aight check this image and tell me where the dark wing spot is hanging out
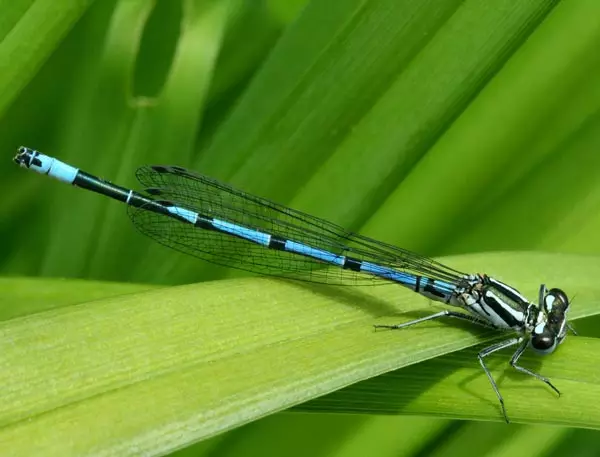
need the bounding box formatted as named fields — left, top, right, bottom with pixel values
left=145, top=187, right=163, bottom=195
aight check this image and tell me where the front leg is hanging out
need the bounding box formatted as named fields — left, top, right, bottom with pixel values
left=509, top=339, right=560, bottom=396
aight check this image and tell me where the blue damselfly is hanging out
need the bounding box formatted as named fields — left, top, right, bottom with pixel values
left=14, top=146, right=573, bottom=422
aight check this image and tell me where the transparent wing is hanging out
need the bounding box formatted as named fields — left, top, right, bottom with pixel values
left=127, top=165, right=465, bottom=286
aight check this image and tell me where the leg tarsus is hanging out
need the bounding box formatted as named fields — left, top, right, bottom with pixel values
left=509, top=340, right=560, bottom=396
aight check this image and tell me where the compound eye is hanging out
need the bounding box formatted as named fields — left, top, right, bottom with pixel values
left=531, top=326, right=557, bottom=354
left=545, top=288, right=570, bottom=329
left=547, top=288, right=569, bottom=308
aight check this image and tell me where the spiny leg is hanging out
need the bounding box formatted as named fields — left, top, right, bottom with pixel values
left=478, top=337, right=522, bottom=423
left=509, top=340, right=560, bottom=396
left=374, top=310, right=496, bottom=331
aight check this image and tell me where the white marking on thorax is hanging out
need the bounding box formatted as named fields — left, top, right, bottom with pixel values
left=544, top=294, right=556, bottom=313
left=534, top=322, right=546, bottom=335
left=464, top=290, right=524, bottom=330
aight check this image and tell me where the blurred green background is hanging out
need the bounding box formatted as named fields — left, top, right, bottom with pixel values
left=2, top=0, right=600, bottom=455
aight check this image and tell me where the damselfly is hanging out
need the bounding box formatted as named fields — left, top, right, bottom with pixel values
left=14, top=146, right=573, bottom=422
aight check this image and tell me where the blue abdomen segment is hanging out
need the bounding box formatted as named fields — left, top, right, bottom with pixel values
left=160, top=204, right=458, bottom=301
left=283, top=240, right=345, bottom=266
left=209, top=215, right=345, bottom=264
left=361, top=261, right=456, bottom=301
left=360, top=262, right=417, bottom=285
left=212, top=219, right=271, bottom=246
left=15, top=149, right=79, bottom=184
left=167, top=206, right=198, bottom=224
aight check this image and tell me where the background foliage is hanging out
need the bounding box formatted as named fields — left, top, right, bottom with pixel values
left=2, top=0, right=600, bottom=455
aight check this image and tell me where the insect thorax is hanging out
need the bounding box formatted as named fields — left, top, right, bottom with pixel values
left=457, top=275, right=534, bottom=331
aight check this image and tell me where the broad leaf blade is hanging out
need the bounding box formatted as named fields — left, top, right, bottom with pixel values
left=1, top=253, right=599, bottom=455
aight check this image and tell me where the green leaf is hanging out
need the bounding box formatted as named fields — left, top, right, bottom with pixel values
left=0, top=277, right=157, bottom=321
left=1, top=252, right=599, bottom=455
left=0, top=0, right=95, bottom=116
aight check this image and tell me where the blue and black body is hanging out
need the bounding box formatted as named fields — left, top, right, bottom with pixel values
left=13, top=146, right=573, bottom=423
